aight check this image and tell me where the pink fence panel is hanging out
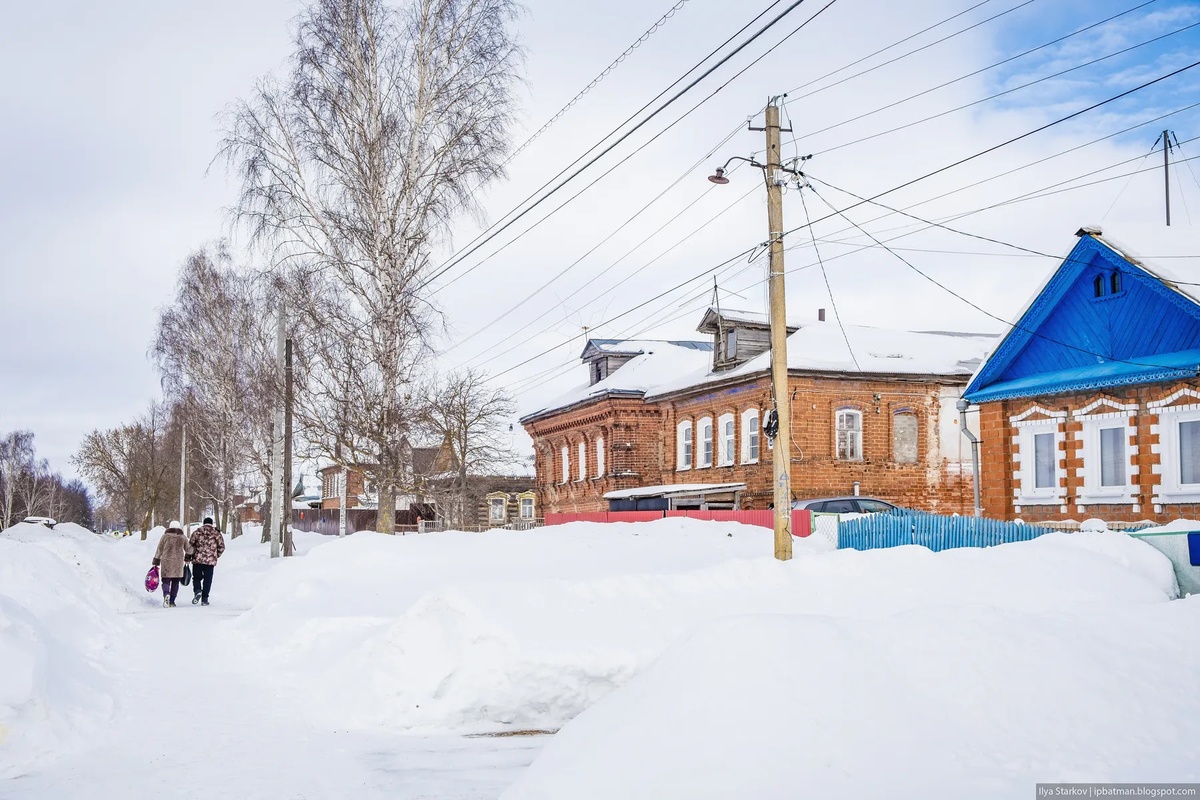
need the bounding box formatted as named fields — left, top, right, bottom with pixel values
left=544, top=512, right=611, bottom=526
left=666, top=510, right=773, bottom=529
left=792, top=508, right=812, bottom=537
left=606, top=511, right=668, bottom=523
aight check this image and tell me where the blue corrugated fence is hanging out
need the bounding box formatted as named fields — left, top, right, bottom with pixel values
left=837, top=511, right=1048, bottom=552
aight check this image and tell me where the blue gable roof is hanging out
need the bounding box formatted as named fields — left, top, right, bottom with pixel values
left=963, top=233, right=1200, bottom=403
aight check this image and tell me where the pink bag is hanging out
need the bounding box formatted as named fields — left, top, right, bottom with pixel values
left=145, top=565, right=160, bottom=592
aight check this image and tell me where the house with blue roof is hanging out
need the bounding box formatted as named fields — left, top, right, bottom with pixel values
left=963, top=226, right=1200, bottom=523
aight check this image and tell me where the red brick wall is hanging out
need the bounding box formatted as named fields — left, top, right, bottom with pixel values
left=977, top=379, right=1200, bottom=523
left=524, top=375, right=975, bottom=514
left=319, top=467, right=366, bottom=510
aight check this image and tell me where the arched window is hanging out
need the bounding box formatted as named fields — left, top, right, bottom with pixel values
left=741, top=409, right=760, bottom=463
left=836, top=409, right=863, bottom=461
left=1110, top=271, right=1121, bottom=294
left=560, top=445, right=570, bottom=484
left=893, top=412, right=918, bottom=463
left=699, top=417, right=713, bottom=467
left=596, top=436, right=605, bottom=478
left=577, top=440, right=586, bottom=482
left=1093, top=275, right=1105, bottom=297
left=718, top=413, right=735, bottom=465
left=677, top=421, right=693, bottom=470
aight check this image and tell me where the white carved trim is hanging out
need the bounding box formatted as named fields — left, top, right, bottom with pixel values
left=1148, top=388, right=1200, bottom=409
left=1075, top=398, right=1138, bottom=417
left=1011, top=405, right=1068, bottom=424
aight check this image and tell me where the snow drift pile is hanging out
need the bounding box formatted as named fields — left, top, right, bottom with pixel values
left=227, top=519, right=1181, bottom=739
left=0, top=523, right=139, bottom=777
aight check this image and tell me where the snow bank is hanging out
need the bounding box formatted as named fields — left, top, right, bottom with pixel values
left=227, top=521, right=1178, bottom=734
left=0, top=523, right=139, bottom=777
left=503, top=598, right=1200, bottom=800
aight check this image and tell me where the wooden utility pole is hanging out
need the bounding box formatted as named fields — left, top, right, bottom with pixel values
left=764, top=98, right=793, bottom=561
left=283, top=336, right=295, bottom=556
left=178, top=424, right=187, bottom=526
left=339, top=466, right=349, bottom=537
left=270, top=299, right=286, bottom=558
left=1162, top=130, right=1172, bottom=227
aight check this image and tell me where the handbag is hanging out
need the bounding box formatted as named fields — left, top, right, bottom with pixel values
left=182, top=564, right=192, bottom=586
left=145, top=565, right=160, bottom=592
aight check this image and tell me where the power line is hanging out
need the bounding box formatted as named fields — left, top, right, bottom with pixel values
left=503, top=0, right=695, bottom=168
left=781, top=57, right=1200, bottom=239
left=810, top=15, right=1199, bottom=156
left=418, top=0, right=807, bottom=291
left=804, top=182, right=1199, bottom=371
left=427, top=0, right=845, bottom=297
left=798, top=186, right=859, bottom=370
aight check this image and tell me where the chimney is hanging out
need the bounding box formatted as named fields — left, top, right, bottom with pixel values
left=818, top=308, right=826, bottom=322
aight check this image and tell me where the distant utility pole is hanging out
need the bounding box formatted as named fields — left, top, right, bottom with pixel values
left=339, top=466, right=349, bottom=537
left=178, top=424, right=187, bottom=526
left=1161, top=130, right=1173, bottom=226
left=283, top=336, right=295, bottom=556
left=270, top=299, right=286, bottom=558
left=708, top=95, right=804, bottom=561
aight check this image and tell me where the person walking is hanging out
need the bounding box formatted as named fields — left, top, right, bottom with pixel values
left=153, top=521, right=193, bottom=608
left=189, top=516, right=225, bottom=606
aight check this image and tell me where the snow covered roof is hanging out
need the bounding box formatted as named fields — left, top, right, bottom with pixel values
left=582, top=338, right=711, bottom=358
left=521, top=340, right=716, bottom=422
left=696, top=307, right=804, bottom=332
left=603, top=482, right=747, bottom=500
left=645, top=324, right=997, bottom=400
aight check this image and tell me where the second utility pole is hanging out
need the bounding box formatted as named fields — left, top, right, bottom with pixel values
left=764, top=98, right=793, bottom=561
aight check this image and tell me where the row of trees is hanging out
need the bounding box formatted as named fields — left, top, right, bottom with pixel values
left=76, top=0, right=525, bottom=539
left=1, top=430, right=92, bottom=530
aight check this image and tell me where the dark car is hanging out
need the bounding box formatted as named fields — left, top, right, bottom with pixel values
left=791, top=496, right=902, bottom=514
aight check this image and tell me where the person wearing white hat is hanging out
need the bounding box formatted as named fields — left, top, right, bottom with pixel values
left=153, top=521, right=193, bottom=608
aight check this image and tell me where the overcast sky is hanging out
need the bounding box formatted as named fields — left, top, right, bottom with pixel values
left=2, top=0, right=1198, bottom=482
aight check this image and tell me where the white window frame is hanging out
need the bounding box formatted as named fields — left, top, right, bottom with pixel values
left=489, top=497, right=507, bottom=521
left=699, top=417, right=713, bottom=468
left=1075, top=400, right=1138, bottom=506
left=1150, top=389, right=1200, bottom=505
left=595, top=436, right=605, bottom=478
left=1011, top=406, right=1067, bottom=508
left=561, top=446, right=570, bottom=485
left=676, top=421, right=693, bottom=471
left=718, top=413, right=735, bottom=466
left=741, top=409, right=760, bottom=464
left=836, top=408, right=863, bottom=461
left=519, top=496, right=535, bottom=519
left=577, top=441, right=586, bottom=482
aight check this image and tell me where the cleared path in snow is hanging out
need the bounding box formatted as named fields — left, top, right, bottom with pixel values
left=4, top=580, right=545, bottom=799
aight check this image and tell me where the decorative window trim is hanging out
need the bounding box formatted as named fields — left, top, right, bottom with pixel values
left=717, top=413, right=735, bottom=466
left=698, top=417, right=714, bottom=468
left=595, top=436, right=605, bottom=478
left=576, top=440, right=587, bottom=482
left=1152, top=403, right=1200, bottom=504
left=1073, top=404, right=1138, bottom=505
left=741, top=409, right=760, bottom=464
left=676, top=420, right=693, bottom=471
left=519, top=495, right=536, bottom=519
left=1148, top=388, right=1200, bottom=410
left=835, top=407, right=863, bottom=461
left=1011, top=411, right=1066, bottom=506
left=560, top=445, right=570, bottom=485
left=892, top=410, right=918, bottom=464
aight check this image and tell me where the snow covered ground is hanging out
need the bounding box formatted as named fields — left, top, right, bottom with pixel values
left=2, top=518, right=1197, bottom=798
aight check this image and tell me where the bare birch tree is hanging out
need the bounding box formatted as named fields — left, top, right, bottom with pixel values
left=220, top=0, right=521, bottom=533
left=416, top=369, right=516, bottom=528
left=153, top=245, right=278, bottom=535
left=0, top=431, right=35, bottom=530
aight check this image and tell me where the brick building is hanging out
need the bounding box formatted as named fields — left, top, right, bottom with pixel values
left=521, top=310, right=994, bottom=514
left=964, top=226, right=1200, bottom=524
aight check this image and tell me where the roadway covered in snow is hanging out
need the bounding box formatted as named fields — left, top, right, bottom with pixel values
left=2, top=518, right=1198, bottom=798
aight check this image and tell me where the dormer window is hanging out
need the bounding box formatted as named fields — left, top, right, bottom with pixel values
left=1093, top=275, right=1104, bottom=297
left=1110, top=272, right=1121, bottom=294
left=724, top=329, right=737, bottom=360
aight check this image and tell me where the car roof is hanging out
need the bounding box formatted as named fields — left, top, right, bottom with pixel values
left=796, top=496, right=888, bottom=504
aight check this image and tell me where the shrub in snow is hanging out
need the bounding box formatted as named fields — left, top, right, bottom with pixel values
left=1080, top=517, right=1109, bottom=532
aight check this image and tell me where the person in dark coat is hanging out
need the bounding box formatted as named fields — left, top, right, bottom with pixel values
left=153, top=521, right=193, bottom=608
left=188, top=516, right=226, bottom=606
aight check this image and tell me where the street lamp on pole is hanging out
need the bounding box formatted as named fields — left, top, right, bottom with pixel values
left=707, top=97, right=809, bottom=561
